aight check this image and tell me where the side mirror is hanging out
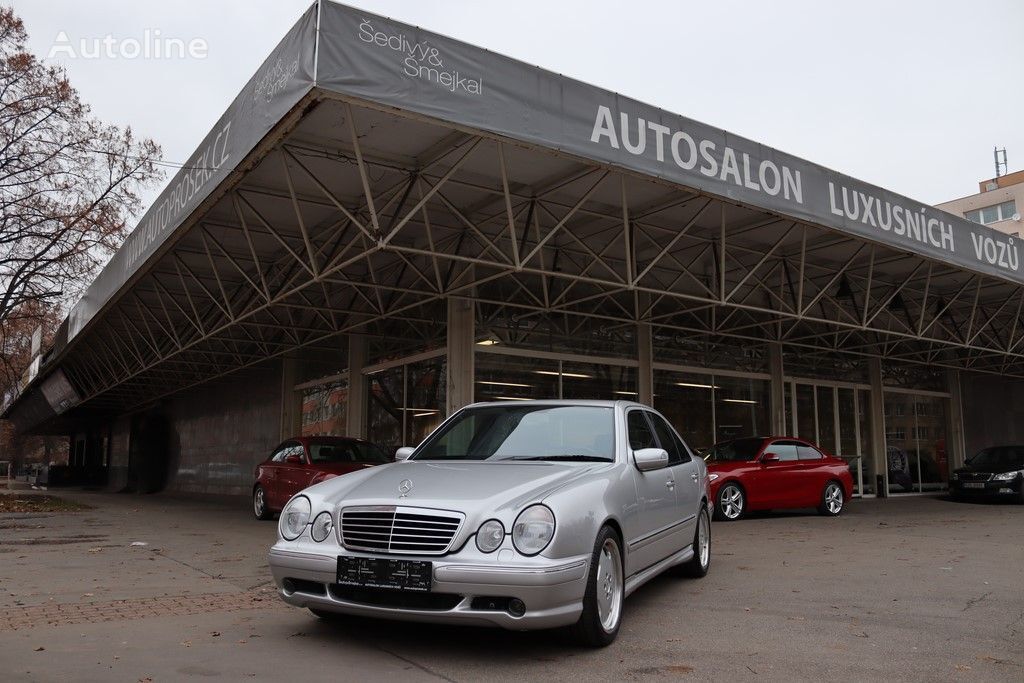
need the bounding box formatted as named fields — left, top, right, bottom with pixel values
left=633, top=447, right=669, bottom=472
left=394, top=446, right=415, bottom=462
left=284, top=454, right=303, bottom=465
left=761, top=452, right=780, bottom=464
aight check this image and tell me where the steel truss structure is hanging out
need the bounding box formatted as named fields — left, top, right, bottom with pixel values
left=47, top=94, right=1024, bottom=421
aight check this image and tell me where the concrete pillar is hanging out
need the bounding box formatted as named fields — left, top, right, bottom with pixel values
left=446, top=297, right=475, bottom=415
left=868, top=358, right=888, bottom=497
left=946, top=369, right=967, bottom=470
left=280, top=356, right=301, bottom=440
left=637, top=323, right=654, bottom=405
left=346, top=335, right=367, bottom=438
left=769, top=343, right=786, bottom=435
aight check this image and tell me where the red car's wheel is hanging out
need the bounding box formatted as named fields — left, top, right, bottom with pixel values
left=714, top=483, right=745, bottom=521
left=253, top=485, right=273, bottom=520
left=817, top=481, right=844, bottom=516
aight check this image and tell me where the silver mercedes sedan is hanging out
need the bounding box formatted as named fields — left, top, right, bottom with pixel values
left=267, top=400, right=711, bottom=647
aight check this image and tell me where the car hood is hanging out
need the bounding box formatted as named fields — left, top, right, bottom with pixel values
left=309, top=460, right=609, bottom=521
left=313, top=462, right=384, bottom=475
left=955, top=463, right=1023, bottom=475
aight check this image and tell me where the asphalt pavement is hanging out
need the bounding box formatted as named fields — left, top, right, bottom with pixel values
left=1, top=489, right=1022, bottom=682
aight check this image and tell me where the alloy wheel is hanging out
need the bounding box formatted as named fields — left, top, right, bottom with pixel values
left=254, top=488, right=265, bottom=517
left=824, top=483, right=843, bottom=514
left=596, top=537, right=623, bottom=633
left=697, top=509, right=710, bottom=568
left=720, top=485, right=744, bottom=520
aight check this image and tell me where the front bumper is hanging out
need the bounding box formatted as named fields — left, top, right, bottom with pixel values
left=267, top=540, right=590, bottom=630
left=950, top=479, right=1022, bottom=498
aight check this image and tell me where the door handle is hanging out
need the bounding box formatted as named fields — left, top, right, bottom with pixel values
left=665, top=479, right=675, bottom=490
left=690, top=473, right=699, bottom=482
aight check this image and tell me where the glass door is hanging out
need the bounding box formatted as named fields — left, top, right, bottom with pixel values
left=884, top=392, right=949, bottom=494
left=788, top=381, right=872, bottom=496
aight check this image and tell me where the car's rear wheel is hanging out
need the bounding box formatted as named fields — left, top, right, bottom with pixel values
left=818, top=480, right=844, bottom=516
left=674, top=505, right=710, bottom=578
left=570, top=525, right=623, bottom=647
left=253, top=485, right=273, bottom=520
left=715, top=483, right=745, bottom=521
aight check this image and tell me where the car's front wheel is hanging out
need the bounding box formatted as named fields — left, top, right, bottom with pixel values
left=818, top=480, right=845, bottom=516
left=715, top=483, right=745, bottom=521
left=253, top=485, right=273, bottom=521
left=571, top=525, right=623, bottom=647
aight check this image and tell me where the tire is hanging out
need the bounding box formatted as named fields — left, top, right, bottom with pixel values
left=674, top=505, right=710, bottom=578
left=253, top=485, right=273, bottom=520
left=714, top=483, right=745, bottom=521
left=818, top=480, right=845, bottom=516
left=570, top=525, right=624, bottom=647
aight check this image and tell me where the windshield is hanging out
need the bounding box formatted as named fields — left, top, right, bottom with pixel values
left=308, top=441, right=389, bottom=464
left=966, top=446, right=1024, bottom=471
left=412, top=405, right=615, bottom=462
left=708, top=437, right=764, bottom=462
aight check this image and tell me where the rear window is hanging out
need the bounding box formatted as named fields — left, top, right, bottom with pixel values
left=709, top=437, right=764, bottom=462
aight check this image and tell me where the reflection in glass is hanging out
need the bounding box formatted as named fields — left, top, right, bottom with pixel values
left=714, top=376, right=769, bottom=442
left=653, top=372, right=715, bottom=453
left=301, top=380, right=348, bottom=436
left=367, top=366, right=403, bottom=456
left=816, top=386, right=836, bottom=453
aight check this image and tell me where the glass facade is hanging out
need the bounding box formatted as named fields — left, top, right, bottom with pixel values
left=884, top=392, right=949, bottom=494
left=366, top=356, right=447, bottom=455
left=653, top=371, right=769, bottom=453
left=300, top=380, right=348, bottom=436
left=474, top=352, right=636, bottom=402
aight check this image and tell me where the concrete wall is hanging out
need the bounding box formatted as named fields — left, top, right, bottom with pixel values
left=162, top=360, right=283, bottom=497
left=960, top=373, right=1024, bottom=458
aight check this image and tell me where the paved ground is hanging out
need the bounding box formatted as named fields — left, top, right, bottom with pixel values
left=1, top=490, right=1022, bottom=682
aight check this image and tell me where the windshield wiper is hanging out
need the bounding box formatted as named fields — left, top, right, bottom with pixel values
left=506, top=455, right=610, bottom=462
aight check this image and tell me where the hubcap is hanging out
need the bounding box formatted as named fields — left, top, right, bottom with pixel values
left=721, top=485, right=743, bottom=519
left=825, top=484, right=843, bottom=514
left=596, top=537, right=623, bottom=633
left=698, top=510, right=710, bottom=568
left=254, top=488, right=264, bottom=516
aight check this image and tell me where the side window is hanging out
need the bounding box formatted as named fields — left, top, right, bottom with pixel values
left=270, top=443, right=292, bottom=462
left=767, top=441, right=799, bottom=461
left=627, top=411, right=657, bottom=451
left=797, top=445, right=823, bottom=460
left=648, top=413, right=690, bottom=465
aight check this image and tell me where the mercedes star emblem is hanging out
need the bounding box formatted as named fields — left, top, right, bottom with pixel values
left=398, top=479, right=413, bottom=497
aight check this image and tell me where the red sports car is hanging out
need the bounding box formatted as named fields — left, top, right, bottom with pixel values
left=706, top=436, right=854, bottom=521
left=253, top=436, right=390, bottom=520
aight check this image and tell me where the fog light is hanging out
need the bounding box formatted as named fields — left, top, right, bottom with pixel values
left=282, top=578, right=296, bottom=594
left=508, top=598, right=526, bottom=617
left=1000, top=488, right=1013, bottom=493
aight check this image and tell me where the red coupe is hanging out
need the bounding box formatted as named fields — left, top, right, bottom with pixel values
left=706, top=436, right=854, bottom=521
left=253, top=436, right=390, bottom=520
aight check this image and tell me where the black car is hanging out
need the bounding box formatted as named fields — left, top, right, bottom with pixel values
left=950, top=446, right=1024, bottom=502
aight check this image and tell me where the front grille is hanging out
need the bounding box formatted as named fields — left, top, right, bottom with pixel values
left=340, top=505, right=464, bottom=555
left=959, top=472, right=993, bottom=483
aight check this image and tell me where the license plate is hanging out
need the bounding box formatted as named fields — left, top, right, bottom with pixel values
left=336, top=556, right=432, bottom=592
left=962, top=482, right=985, bottom=489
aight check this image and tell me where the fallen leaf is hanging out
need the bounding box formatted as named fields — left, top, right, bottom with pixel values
left=34, top=647, right=45, bottom=652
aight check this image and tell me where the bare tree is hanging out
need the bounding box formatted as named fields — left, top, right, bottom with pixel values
left=0, top=7, right=163, bottom=393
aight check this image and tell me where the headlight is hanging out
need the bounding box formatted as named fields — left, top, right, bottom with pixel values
left=280, top=495, right=311, bottom=540
left=993, top=471, right=1021, bottom=481
left=708, top=473, right=720, bottom=481
left=310, top=511, right=334, bottom=542
left=475, top=519, right=505, bottom=553
left=512, top=505, right=555, bottom=556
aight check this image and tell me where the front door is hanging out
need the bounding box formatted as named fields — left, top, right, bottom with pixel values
left=647, top=411, right=700, bottom=543
left=751, top=440, right=803, bottom=507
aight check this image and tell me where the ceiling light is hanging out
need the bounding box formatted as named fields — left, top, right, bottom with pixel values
left=614, top=391, right=638, bottom=396
left=494, top=396, right=532, bottom=401
left=722, top=398, right=757, bottom=405
left=412, top=412, right=437, bottom=418
left=476, top=338, right=500, bottom=346
left=534, top=370, right=591, bottom=379
left=476, top=380, right=532, bottom=388
left=675, top=382, right=717, bottom=389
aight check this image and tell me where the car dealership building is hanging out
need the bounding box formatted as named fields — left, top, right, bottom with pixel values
left=5, top=1, right=1024, bottom=500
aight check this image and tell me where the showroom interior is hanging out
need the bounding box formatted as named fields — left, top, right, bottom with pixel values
left=5, top=1, right=1024, bottom=502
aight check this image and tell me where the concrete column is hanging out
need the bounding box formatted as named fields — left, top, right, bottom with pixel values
left=769, top=343, right=786, bottom=435
left=637, top=323, right=654, bottom=405
left=280, top=356, right=301, bottom=440
left=446, top=297, right=475, bottom=415
left=946, top=369, right=967, bottom=470
left=868, top=358, right=888, bottom=497
left=346, top=335, right=367, bottom=438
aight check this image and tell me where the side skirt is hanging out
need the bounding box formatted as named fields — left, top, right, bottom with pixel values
left=623, top=544, right=694, bottom=598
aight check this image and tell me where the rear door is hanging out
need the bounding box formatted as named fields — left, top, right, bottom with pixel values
left=626, top=409, right=686, bottom=572
left=647, top=411, right=699, bottom=544
left=796, top=442, right=830, bottom=505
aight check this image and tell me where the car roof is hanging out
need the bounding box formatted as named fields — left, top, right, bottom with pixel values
left=465, top=399, right=643, bottom=409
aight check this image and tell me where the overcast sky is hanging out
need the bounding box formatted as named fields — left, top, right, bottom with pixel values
left=13, top=0, right=1024, bottom=211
